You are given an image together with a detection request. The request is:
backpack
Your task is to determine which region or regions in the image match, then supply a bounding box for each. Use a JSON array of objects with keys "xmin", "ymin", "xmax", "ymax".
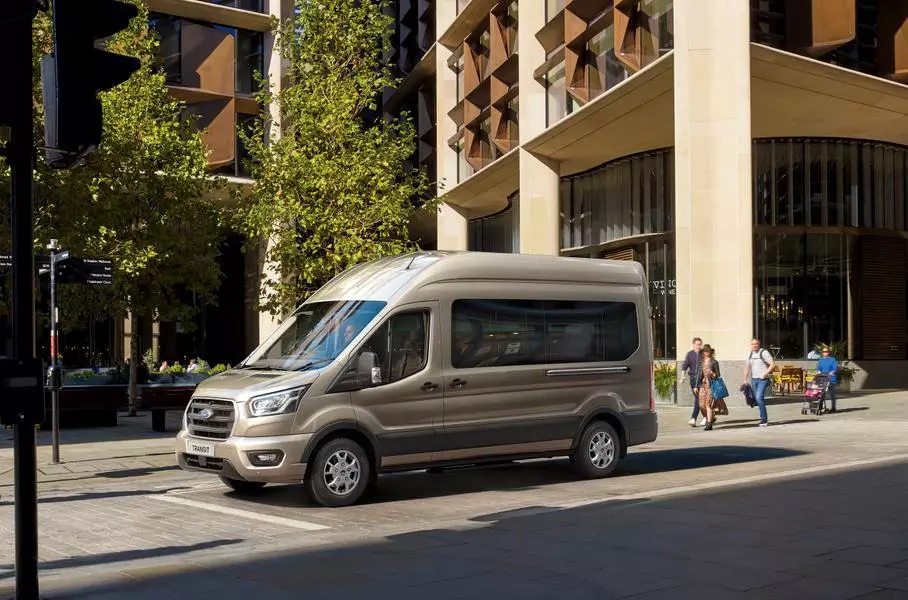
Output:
[{"xmin": 748, "ymin": 348, "xmax": 773, "ymax": 372}]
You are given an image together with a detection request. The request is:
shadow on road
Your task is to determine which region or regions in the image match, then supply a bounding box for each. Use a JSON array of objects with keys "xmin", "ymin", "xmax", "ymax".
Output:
[
  {"xmin": 0, "ymin": 539, "xmax": 243, "ymax": 582},
  {"xmin": 24, "ymin": 460, "xmax": 908, "ymax": 600},
  {"xmin": 0, "ymin": 487, "xmax": 191, "ymax": 507},
  {"xmin": 227, "ymin": 445, "xmax": 807, "ymax": 509}
]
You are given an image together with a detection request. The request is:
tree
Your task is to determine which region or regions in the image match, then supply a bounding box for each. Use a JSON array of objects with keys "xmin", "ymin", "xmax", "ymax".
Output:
[
  {"xmin": 239, "ymin": 0, "xmax": 434, "ymax": 318},
  {"xmin": 1, "ymin": 4, "xmax": 225, "ymax": 414}
]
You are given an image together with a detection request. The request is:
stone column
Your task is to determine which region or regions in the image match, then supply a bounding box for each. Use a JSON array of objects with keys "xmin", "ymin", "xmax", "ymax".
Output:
[
  {"xmin": 517, "ymin": 0, "xmax": 560, "ymax": 256},
  {"xmin": 673, "ymin": 0, "xmax": 754, "ymax": 371},
  {"xmin": 436, "ymin": 1, "xmax": 468, "ymax": 250}
]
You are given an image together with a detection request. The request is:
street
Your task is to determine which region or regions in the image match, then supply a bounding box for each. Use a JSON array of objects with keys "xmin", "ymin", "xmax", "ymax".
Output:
[{"xmin": 0, "ymin": 392, "xmax": 907, "ymax": 599}]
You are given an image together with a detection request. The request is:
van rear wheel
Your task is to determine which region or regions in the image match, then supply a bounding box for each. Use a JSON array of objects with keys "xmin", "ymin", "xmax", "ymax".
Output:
[
  {"xmin": 305, "ymin": 437, "xmax": 371, "ymax": 507},
  {"xmin": 572, "ymin": 421, "xmax": 621, "ymax": 479},
  {"xmin": 219, "ymin": 476, "xmax": 266, "ymax": 494}
]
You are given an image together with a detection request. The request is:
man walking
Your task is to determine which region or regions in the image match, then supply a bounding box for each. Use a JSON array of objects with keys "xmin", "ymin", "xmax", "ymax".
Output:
[
  {"xmin": 745, "ymin": 338, "xmax": 775, "ymax": 427},
  {"xmin": 680, "ymin": 337, "xmax": 704, "ymax": 426}
]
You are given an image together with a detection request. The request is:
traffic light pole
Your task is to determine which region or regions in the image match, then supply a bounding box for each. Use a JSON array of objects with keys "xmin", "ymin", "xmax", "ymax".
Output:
[
  {"xmin": 48, "ymin": 241, "xmax": 61, "ymax": 465},
  {"xmin": 9, "ymin": 1, "xmax": 41, "ymax": 598}
]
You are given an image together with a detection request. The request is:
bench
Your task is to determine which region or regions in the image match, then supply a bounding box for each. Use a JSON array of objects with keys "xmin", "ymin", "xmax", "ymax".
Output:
[{"xmin": 139, "ymin": 385, "xmax": 195, "ymax": 432}]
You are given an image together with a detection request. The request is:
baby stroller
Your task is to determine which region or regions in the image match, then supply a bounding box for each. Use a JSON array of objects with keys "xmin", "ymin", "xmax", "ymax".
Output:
[{"xmin": 802, "ymin": 373, "xmax": 830, "ymax": 416}]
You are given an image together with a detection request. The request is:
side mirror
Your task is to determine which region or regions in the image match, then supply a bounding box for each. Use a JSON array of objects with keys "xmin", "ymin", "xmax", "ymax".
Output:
[{"xmin": 357, "ymin": 351, "xmax": 381, "ymax": 387}]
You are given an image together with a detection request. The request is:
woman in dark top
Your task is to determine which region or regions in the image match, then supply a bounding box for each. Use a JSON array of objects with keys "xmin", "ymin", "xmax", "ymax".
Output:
[{"xmin": 698, "ymin": 344, "xmax": 722, "ymax": 431}]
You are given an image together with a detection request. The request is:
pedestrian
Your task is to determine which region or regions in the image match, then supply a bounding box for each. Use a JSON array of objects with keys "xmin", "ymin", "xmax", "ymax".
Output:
[
  {"xmin": 744, "ymin": 338, "xmax": 776, "ymax": 427},
  {"xmin": 815, "ymin": 346, "xmax": 838, "ymax": 413},
  {"xmin": 697, "ymin": 344, "xmax": 721, "ymax": 431},
  {"xmin": 680, "ymin": 337, "xmax": 704, "ymax": 426}
]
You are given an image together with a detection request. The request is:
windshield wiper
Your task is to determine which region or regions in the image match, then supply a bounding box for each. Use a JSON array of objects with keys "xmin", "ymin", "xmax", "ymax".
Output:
[
  {"xmin": 235, "ymin": 363, "xmax": 287, "ymax": 371},
  {"xmin": 294, "ymin": 358, "xmax": 332, "ymax": 372}
]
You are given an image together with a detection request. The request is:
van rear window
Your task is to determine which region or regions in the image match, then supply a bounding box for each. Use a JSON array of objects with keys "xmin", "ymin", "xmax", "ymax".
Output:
[{"xmin": 451, "ymin": 299, "xmax": 639, "ymax": 368}]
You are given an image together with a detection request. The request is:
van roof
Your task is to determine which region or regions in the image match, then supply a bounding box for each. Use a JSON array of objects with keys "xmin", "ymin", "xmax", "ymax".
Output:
[{"xmin": 306, "ymin": 251, "xmax": 646, "ymax": 304}]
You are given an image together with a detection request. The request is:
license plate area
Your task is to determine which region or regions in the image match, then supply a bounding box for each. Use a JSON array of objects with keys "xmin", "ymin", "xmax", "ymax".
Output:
[{"xmin": 186, "ymin": 440, "xmax": 215, "ymax": 457}]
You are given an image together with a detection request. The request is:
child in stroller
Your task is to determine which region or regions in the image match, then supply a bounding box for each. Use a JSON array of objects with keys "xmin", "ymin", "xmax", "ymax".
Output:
[{"xmin": 802, "ymin": 373, "xmax": 830, "ymax": 415}]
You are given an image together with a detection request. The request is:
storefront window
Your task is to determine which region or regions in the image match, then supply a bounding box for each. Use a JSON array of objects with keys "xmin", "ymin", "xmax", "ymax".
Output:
[
  {"xmin": 545, "ymin": 63, "xmax": 567, "ymax": 126},
  {"xmin": 755, "ymin": 234, "xmax": 849, "ymax": 359}
]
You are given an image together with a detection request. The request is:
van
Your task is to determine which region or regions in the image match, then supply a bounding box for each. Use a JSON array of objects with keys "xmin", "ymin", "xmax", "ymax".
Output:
[{"xmin": 175, "ymin": 252, "xmax": 657, "ymax": 507}]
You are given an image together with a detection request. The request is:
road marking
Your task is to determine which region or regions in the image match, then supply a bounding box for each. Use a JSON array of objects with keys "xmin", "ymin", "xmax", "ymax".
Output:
[
  {"xmin": 557, "ymin": 452, "xmax": 908, "ymax": 510},
  {"xmin": 147, "ymin": 494, "xmax": 331, "ymax": 531}
]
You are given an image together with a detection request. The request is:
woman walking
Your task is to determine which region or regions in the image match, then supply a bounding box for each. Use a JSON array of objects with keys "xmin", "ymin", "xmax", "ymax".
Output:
[{"xmin": 698, "ymin": 344, "xmax": 727, "ymax": 431}]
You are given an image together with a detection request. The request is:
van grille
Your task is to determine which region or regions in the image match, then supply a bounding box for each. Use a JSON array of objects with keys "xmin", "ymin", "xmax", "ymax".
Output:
[{"xmin": 187, "ymin": 398, "xmax": 235, "ymax": 440}]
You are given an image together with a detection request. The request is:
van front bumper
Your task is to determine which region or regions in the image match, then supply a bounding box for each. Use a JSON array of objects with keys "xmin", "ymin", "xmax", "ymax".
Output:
[{"xmin": 175, "ymin": 429, "xmax": 312, "ymax": 484}]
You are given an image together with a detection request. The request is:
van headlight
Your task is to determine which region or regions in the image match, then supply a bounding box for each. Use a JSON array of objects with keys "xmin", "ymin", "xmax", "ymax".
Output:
[{"xmin": 247, "ymin": 386, "xmax": 309, "ymax": 417}]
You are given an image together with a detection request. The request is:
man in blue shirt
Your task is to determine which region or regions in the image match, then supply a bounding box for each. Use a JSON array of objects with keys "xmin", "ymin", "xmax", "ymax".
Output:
[
  {"xmin": 680, "ymin": 337, "xmax": 703, "ymax": 426},
  {"xmin": 816, "ymin": 346, "xmax": 839, "ymax": 413}
]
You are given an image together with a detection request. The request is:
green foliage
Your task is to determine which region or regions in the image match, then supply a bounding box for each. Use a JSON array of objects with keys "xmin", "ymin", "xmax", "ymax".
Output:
[
  {"xmin": 204, "ymin": 363, "xmax": 229, "ymax": 376},
  {"xmin": 166, "ymin": 363, "xmax": 186, "ymax": 375},
  {"xmin": 653, "ymin": 362, "xmax": 677, "ymax": 402},
  {"xmin": 2, "ymin": 4, "xmax": 224, "ymax": 338},
  {"xmin": 237, "ymin": 0, "xmax": 435, "ymax": 316},
  {"xmin": 142, "ymin": 347, "xmax": 158, "ymax": 372}
]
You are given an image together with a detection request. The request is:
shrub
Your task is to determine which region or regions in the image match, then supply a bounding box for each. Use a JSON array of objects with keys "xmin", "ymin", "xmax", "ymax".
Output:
[{"xmin": 653, "ymin": 362, "xmax": 677, "ymax": 402}]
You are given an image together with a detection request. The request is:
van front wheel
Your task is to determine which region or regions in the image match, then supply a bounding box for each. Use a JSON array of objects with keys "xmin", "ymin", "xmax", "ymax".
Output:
[
  {"xmin": 305, "ymin": 438, "xmax": 371, "ymax": 507},
  {"xmin": 572, "ymin": 421, "xmax": 621, "ymax": 479}
]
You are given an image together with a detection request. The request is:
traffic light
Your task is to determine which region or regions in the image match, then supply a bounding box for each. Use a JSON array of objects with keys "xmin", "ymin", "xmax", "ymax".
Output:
[{"xmin": 42, "ymin": 0, "xmax": 141, "ymax": 168}]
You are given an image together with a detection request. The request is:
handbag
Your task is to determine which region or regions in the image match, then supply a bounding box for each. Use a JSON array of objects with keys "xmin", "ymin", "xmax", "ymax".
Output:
[{"xmin": 710, "ymin": 376, "xmax": 730, "ymax": 401}]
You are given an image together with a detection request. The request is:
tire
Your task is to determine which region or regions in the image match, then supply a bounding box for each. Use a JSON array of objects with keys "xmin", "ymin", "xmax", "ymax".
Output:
[
  {"xmin": 219, "ymin": 476, "xmax": 266, "ymax": 494},
  {"xmin": 571, "ymin": 421, "xmax": 622, "ymax": 479},
  {"xmin": 305, "ymin": 437, "xmax": 371, "ymax": 508}
]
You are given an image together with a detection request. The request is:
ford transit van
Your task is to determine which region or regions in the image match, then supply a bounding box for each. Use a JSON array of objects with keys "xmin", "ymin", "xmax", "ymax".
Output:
[{"xmin": 175, "ymin": 252, "xmax": 657, "ymax": 507}]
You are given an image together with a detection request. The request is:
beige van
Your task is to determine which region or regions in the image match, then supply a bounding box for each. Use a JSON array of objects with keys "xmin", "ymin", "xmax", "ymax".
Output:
[{"xmin": 175, "ymin": 252, "xmax": 657, "ymax": 507}]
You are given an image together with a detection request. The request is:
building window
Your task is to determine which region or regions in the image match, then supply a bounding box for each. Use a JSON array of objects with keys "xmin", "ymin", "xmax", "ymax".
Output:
[
  {"xmin": 451, "ymin": 299, "xmax": 639, "ymax": 368},
  {"xmin": 545, "ymin": 0, "xmax": 564, "ymax": 22},
  {"xmin": 753, "ymin": 139, "xmax": 908, "ymax": 232},
  {"xmin": 750, "ymin": 0, "xmax": 786, "ymax": 49},
  {"xmin": 455, "ymin": 137, "xmax": 474, "ymax": 184},
  {"xmin": 150, "ymin": 14, "xmax": 181, "ymax": 84},
  {"xmin": 545, "ymin": 62, "xmax": 567, "ymax": 126},
  {"xmin": 236, "ymin": 113, "xmax": 258, "ymax": 178},
  {"xmin": 588, "ymin": 26, "xmax": 629, "ymax": 103},
  {"xmin": 755, "ymin": 234, "xmax": 850, "ymax": 359},
  {"xmin": 641, "ymin": 0, "xmax": 674, "ymax": 58},
  {"xmin": 211, "ymin": 0, "xmax": 265, "ymax": 13},
  {"xmin": 468, "ymin": 193, "xmax": 519, "ymax": 253},
  {"xmin": 237, "ymin": 30, "xmax": 264, "ymax": 94}
]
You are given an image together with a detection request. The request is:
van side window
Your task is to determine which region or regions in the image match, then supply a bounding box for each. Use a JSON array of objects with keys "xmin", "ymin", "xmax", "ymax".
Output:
[
  {"xmin": 359, "ymin": 310, "xmax": 429, "ymax": 384},
  {"xmin": 451, "ymin": 300, "xmax": 638, "ymax": 368}
]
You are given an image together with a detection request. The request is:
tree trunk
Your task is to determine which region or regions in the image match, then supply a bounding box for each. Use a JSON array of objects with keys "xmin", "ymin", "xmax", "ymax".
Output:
[{"xmin": 128, "ymin": 313, "xmax": 139, "ymax": 417}]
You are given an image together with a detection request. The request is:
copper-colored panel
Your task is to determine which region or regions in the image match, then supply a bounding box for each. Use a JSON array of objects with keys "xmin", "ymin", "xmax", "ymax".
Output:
[
  {"xmin": 566, "ymin": 0, "xmax": 608, "ymax": 23},
  {"xmin": 879, "ymin": 2, "xmax": 908, "ymax": 83},
  {"xmin": 489, "ymin": 12, "xmax": 508, "ymax": 73},
  {"xmin": 535, "ymin": 9, "xmax": 566, "ymax": 54},
  {"xmin": 235, "ymin": 95, "xmax": 260, "ymax": 115},
  {"xmin": 463, "ymin": 41, "xmax": 481, "ymax": 95},
  {"xmin": 181, "ymin": 21, "xmax": 236, "ymax": 96},
  {"xmin": 490, "ymin": 75, "xmax": 509, "ymax": 105},
  {"xmin": 564, "ymin": 6, "xmax": 587, "ymax": 47},
  {"xmin": 464, "ymin": 97, "xmax": 481, "ymax": 125},
  {"xmin": 614, "ymin": 4, "xmax": 641, "ymax": 72},
  {"xmin": 184, "ymin": 98, "xmax": 237, "ymax": 168},
  {"xmin": 565, "ymin": 46, "xmax": 589, "ymax": 104},
  {"xmin": 490, "ymin": 104, "xmax": 517, "ymax": 154},
  {"xmin": 448, "ymin": 99, "xmax": 466, "ymax": 127},
  {"xmin": 786, "ymin": 0, "xmax": 855, "ymax": 58}
]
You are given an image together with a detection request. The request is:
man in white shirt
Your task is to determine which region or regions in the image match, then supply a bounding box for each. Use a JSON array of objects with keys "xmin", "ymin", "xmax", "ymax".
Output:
[{"xmin": 744, "ymin": 338, "xmax": 775, "ymax": 427}]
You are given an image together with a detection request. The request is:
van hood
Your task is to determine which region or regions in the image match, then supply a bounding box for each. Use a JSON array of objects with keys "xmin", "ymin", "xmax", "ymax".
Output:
[{"xmin": 192, "ymin": 368, "xmax": 320, "ymax": 401}]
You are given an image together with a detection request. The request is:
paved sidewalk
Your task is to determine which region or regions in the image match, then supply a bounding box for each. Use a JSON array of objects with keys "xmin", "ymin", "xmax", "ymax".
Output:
[{"xmin": 0, "ymin": 412, "xmax": 180, "ymax": 485}]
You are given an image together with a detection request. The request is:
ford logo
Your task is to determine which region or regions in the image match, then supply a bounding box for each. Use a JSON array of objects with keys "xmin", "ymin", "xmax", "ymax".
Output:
[{"xmin": 197, "ymin": 408, "xmax": 214, "ymax": 420}]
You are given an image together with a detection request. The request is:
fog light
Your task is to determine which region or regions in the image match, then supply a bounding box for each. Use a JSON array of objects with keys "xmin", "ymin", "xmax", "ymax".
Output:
[{"xmin": 248, "ymin": 450, "xmax": 284, "ymax": 466}]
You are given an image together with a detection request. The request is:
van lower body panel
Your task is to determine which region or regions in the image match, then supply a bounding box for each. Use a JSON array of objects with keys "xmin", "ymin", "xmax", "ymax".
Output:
[{"xmin": 624, "ymin": 410, "xmax": 658, "ymax": 447}]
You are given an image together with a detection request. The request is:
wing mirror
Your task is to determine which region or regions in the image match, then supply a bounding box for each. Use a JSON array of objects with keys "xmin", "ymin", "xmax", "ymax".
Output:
[{"xmin": 357, "ymin": 351, "xmax": 381, "ymax": 387}]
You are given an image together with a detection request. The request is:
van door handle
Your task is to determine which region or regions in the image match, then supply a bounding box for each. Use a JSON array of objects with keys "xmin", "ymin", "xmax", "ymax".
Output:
[
  {"xmin": 449, "ymin": 378, "xmax": 467, "ymax": 389},
  {"xmin": 420, "ymin": 382, "xmax": 438, "ymax": 392}
]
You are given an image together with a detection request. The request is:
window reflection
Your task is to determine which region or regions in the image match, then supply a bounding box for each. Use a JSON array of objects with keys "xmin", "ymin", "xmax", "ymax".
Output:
[
  {"xmin": 468, "ymin": 193, "xmax": 519, "ymax": 253},
  {"xmin": 755, "ymin": 234, "xmax": 849, "ymax": 359},
  {"xmin": 753, "ymin": 139, "xmax": 908, "ymax": 232}
]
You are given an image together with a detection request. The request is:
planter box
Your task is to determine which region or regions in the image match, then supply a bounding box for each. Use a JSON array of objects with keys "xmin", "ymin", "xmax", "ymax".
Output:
[{"xmin": 65, "ymin": 375, "xmax": 117, "ymax": 386}]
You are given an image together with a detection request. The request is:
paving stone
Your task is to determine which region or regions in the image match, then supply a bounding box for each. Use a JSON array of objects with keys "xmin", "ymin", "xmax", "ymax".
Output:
[{"xmin": 822, "ymin": 545, "xmax": 908, "ymax": 567}]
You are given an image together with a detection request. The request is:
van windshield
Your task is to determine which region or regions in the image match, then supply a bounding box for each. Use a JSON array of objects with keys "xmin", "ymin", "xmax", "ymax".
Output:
[{"xmin": 242, "ymin": 300, "xmax": 386, "ymax": 371}]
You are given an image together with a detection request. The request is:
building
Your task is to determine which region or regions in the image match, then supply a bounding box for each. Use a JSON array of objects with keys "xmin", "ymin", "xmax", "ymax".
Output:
[{"xmin": 381, "ymin": 0, "xmax": 908, "ymax": 386}]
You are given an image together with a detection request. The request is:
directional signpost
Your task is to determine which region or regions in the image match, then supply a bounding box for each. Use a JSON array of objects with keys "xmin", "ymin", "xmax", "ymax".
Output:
[{"xmin": 0, "ymin": 246, "xmax": 113, "ymax": 465}]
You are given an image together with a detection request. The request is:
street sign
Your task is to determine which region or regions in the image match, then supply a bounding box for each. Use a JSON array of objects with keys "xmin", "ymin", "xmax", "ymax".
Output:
[{"xmin": 0, "ymin": 254, "xmax": 112, "ymax": 285}]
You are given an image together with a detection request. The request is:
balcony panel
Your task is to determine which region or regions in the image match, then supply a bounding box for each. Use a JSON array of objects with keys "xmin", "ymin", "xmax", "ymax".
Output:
[
  {"xmin": 879, "ymin": 2, "xmax": 908, "ymax": 83},
  {"xmin": 786, "ymin": 0, "xmax": 856, "ymax": 58}
]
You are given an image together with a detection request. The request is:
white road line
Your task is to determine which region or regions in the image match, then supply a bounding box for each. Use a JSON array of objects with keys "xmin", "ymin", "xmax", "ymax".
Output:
[
  {"xmin": 557, "ymin": 452, "xmax": 908, "ymax": 510},
  {"xmin": 147, "ymin": 494, "xmax": 331, "ymax": 531}
]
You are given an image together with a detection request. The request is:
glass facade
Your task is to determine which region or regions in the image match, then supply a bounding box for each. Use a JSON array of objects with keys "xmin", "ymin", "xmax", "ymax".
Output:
[
  {"xmin": 211, "ymin": 0, "xmax": 265, "ymax": 13},
  {"xmin": 468, "ymin": 193, "xmax": 519, "ymax": 253},
  {"xmin": 753, "ymin": 138, "xmax": 908, "ymax": 359},
  {"xmin": 753, "ymin": 139, "xmax": 908, "ymax": 230},
  {"xmin": 150, "ymin": 14, "xmax": 181, "ymax": 84},
  {"xmin": 559, "ymin": 149, "xmax": 676, "ymax": 359},
  {"xmin": 236, "ymin": 29, "xmax": 265, "ymax": 95}
]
